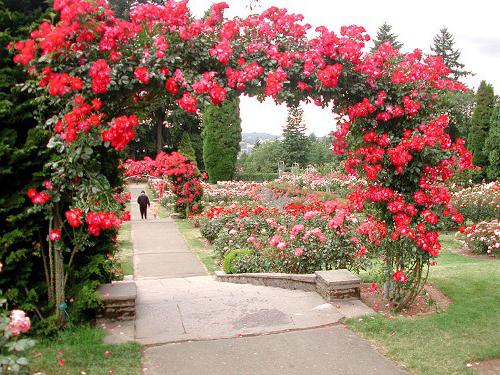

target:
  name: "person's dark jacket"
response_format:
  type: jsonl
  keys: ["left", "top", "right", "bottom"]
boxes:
{"left": 137, "top": 194, "right": 150, "bottom": 208}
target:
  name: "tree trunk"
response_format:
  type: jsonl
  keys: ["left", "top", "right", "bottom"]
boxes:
{"left": 156, "top": 110, "right": 164, "bottom": 154}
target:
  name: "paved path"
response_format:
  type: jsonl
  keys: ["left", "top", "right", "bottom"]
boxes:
{"left": 129, "top": 183, "right": 406, "bottom": 374}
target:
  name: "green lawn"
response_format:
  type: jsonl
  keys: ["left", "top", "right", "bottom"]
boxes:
{"left": 30, "top": 326, "right": 141, "bottom": 375}
{"left": 117, "top": 220, "right": 133, "bottom": 276}
{"left": 348, "top": 234, "right": 500, "bottom": 375}
{"left": 174, "top": 219, "right": 218, "bottom": 274}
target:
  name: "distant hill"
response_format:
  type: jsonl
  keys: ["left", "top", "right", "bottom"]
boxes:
{"left": 241, "top": 132, "right": 279, "bottom": 145}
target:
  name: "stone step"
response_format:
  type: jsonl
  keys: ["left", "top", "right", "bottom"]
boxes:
{"left": 97, "top": 281, "right": 137, "bottom": 321}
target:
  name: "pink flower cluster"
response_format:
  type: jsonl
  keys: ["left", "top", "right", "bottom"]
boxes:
{"left": 5, "top": 309, "right": 31, "bottom": 336}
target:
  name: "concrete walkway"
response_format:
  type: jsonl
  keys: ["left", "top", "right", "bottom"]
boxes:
{"left": 129, "top": 184, "right": 406, "bottom": 374}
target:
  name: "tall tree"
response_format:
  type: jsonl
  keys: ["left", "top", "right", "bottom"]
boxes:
{"left": 371, "top": 22, "right": 403, "bottom": 51}
{"left": 203, "top": 97, "right": 242, "bottom": 183}
{"left": 434, "top": 90, "right": 476, "bottom": 140}
{"left": 178, "top": 132, "right": 196, "bottom": 163}
{"left": 431, "top": 27, "right": 471, "bottom": 80}
{"left": 484, "top": 104, "right": 500, "bottom": 179}
{"left": 468, "top": 81, "right": 495, "bottom": 168}
{"left": 282, "top": 105, "right": 310, "bottom": 166}
{"left": 0, "top": 0, "right": 51, "bottom": 311}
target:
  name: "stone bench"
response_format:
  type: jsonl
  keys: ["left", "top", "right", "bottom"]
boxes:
{"left": 97, "top": 281, "right": 137, "bottom": 321}
{"left": 215, "top": 269, "right": 361, "bottom": 301}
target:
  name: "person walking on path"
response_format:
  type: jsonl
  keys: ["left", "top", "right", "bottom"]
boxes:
{"left": 137, "top": 190, "right": 150, "bottom": 220}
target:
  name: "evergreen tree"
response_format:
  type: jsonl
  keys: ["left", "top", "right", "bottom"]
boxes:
{"left": 431, "top": 27, "right": 472, "bottom": 80}
{"left": 371, "top": 22, "right": 403, "bottom": 51}
{"left": 484, "top": 104, "right": 500, "bottom": 179}
{"left": 434, "top": 90, "right": 475, "bottom": 140}
{"left": 0, "top": 0, "right": 50, "bottom": 310}
{"left": 178, "top": 132, "right": 197, "bottom": 163}
{"left": 202, "top": 97, "right": 242, "bottom": 183}
{"left": 282, "top": 105, "right": 309, "bottom": 166}
{"left": 468, "top": 81, "right": 495, "bottom": 168}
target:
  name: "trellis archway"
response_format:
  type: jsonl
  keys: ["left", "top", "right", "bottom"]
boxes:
{"left": 13, "top": 0, "right": 472, "bottom": 312}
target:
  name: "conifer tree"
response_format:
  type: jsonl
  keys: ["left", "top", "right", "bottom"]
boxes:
{"left": 431, "top": 27, "right": 472, "bottom": 80}
{"left": 178, "top": 132, "right": 197, "bottom": 163}
{"left": 0, "top": 0, "right": 50, "bottom": 309}
{"left": 484, "top": 104, "right": 500, "bottom": 179}
{"left": 372, "top": 22, "right": 403, "bottom": 51}
{"left": 468, "top": 81, "right": 495, "bottom": 168}
{"left": 202, "top": 97, "right": 242, "bottom": 183}
{"left": 282, "top": 105, "right": 309, "bottom": 166}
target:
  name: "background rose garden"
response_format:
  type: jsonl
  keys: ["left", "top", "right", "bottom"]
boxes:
{"left": 6, "top": 0, "right": 478, "bottom": 324}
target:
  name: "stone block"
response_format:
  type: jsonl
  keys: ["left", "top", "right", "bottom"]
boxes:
{"left": 315, "top": 269, "right": 360, "bottom": 301}
{"left": 97, "top": 281, "right": 137, "bottom": 321}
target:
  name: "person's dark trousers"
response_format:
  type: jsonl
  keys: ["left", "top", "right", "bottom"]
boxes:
{"left": 140, "top": 206, "right": 147, "bottom": 219}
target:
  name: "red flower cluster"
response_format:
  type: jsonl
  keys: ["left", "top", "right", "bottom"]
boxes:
{"left": 89, "top": 59, "right": 111, "bottom": 94}
{"left": 101, "top": 114, "right": 138, "bottom": 150}
{"left": 48, "top": 229, "right": 62, "bottom": 241}
{"left": 85, "top": 211, "right": 121, "bottom": 236}
{"left": 57, "top": 97, "right": 103, "bottom": 143}
{"left": 27, "top": 188, "right": 50, "bottom": 205}
{"left": 316, "top": 63, "right": 342, "bottom": 88}
{"left": 178, "top": 92, "right": 198, "bottom": 113}
{"left": 65, "top": 208, "right": 83, "bottom": 228}
{"left": 12, "top": 40, "right": 37, "bottom": 66}
{"left": 265, "top": 67, "right": 287, "bottom": 97}
{"left": 134, "top": 66, "right": 150, "bottom": 84}
{"left": 39, "top": 68, "right": 83, "bottom": 96}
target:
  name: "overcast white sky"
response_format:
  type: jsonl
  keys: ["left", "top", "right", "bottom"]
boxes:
{"left": 188, "top": 0, "right": 500, "bottom": 136}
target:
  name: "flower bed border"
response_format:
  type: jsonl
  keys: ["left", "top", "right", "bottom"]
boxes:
{"left": 215, "top": 269, "right": 361, "bottom": 301}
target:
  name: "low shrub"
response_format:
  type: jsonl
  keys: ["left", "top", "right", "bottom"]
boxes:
{"left": 451, "top": 182, "right": 499, "bottom": 223}
{"left": 223, "top": 249, "right": 251, "bottom": 274}
{"left": 460, "top": 220, "right": 499, "bottom": 256}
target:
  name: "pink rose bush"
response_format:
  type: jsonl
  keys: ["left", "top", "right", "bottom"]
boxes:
{"left": 201, "top": 197, "right": 383, "bottom": 274}
{"left": 1, "top": 263, "right": 35, "bottom": 373}
{"left": 459, "top": 220, "right": 500, "bottom": 257}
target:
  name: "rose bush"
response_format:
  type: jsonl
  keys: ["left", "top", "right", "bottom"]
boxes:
{"left": 201, "top": 198, "right": 382, "bottom": 274}
{"left": 451, "top": 182, "right": 499, "bottom": 223}
{"left": 459, "top": 220, "right": 500, "bottom": 257}
{"left": 0, "top": 263, "right": 35, "bottom": 374}
{"left": 124, "top": 152, "right": 203, "bottom": 217}
{"left": 12, "top": 0, "right": 473, "bottom": 309}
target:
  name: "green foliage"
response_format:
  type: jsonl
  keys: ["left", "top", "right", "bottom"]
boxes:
{"left": 0, "top": 0, "right": 125, "bottom": 328}
{"left": 307, "top": 134, "right": 335, "bottom": 166}
{"left": 203, "top": 97, "right": 242, "bottom": 183}
{"left": 223, "top": 249, "right": 251, "bottom": 274}
{"left": 282, "top": 105, "right": 309, "bottom": 166}
{"left": 239, "top": 140, "right": 284, "bottom": 174}
{"left": 434, "top": 90, "right": 475, "bottom": 140}
{"left": 29, "top": 325, "right": 142, "bottom": 375}
{"left": 232, "top": 252, "right": 274, "bottom": 274}
{"left": 177, "top": 132, "right": 196, "bottom": 163}
{"left": 484, "top": 105, "right": 500, "bottom": 179}
{"left": 431, "top": 27, "right": 471, "bottom": 79}
{"left": 0, "top": 0, "right": 50, "bottom": 314}
{"left": 468, "top": 81, "right": 495, "bottom": 168}
{"left": 200, "top": 219, "right": 225, "bottom": 243}
{"left": 371, "top": 22, "right": 403, "bottom": 51}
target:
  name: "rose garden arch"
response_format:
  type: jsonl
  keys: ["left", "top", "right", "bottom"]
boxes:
{"left": 13, "top": 0, "right": 473, "bottom": 314}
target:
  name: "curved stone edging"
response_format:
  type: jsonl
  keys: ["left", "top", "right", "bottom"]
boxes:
{"left": 215, "top": 269, "right": 361, "bottom": 301}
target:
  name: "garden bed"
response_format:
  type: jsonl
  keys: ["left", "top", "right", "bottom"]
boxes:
{"left": 360, "top": 282, "right": 451, "bottom": 318}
